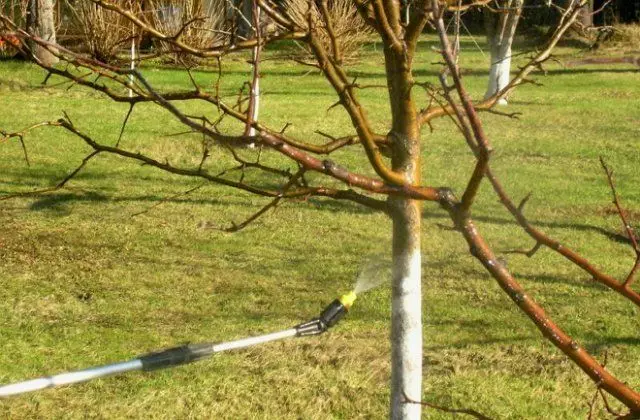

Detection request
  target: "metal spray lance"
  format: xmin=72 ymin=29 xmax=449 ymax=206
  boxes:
xmin=0 ymin=291 xmax=358 ymax=397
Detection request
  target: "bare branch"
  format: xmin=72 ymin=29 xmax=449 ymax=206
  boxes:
xmin=432 ymin=0 xmax=493 ymax=213
xmin=600 ymin=157 xmax=640 ymax=288
xmin=439 ymin=191 xmax=640 ymax=414
xmin=418 ymin=0 xmax=589 ymax=126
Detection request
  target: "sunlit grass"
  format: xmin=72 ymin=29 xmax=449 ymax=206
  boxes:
xmin=0 ymin=36 xmax=639 ymax=418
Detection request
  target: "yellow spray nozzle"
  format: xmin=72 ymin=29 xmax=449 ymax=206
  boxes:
xmin=338 ymin=291 xmax=357 ymax=309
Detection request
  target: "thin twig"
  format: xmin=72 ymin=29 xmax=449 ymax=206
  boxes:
xmin=600 ymin=157 xmax=640 ymax=288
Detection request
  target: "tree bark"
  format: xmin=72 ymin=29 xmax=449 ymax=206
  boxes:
xmin=26 ymin=0 xmax=58 ymax=66
xmin=483 ymin=0 xmax=522 ymax=104
xmin=384 ymin=19 xmax=423 ymax=416
xmin=579 ymin=0 xmax=593 ymax=27
xmin=389 ymin=197 xmax=422 ymax=420
xmin=244 ymin=2 xmax=260 ymax=142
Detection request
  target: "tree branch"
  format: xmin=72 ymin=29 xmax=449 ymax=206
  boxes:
xmin=439 ymin=191 xmax=640 ymax=414
xmin=600 ymin=157 xmax=640 ymax=288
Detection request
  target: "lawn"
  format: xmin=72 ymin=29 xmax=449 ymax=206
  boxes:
xmin=0 ymin=36 xmax=639 ymax=419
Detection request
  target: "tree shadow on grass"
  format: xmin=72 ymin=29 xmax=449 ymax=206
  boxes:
xmin=16 ymin=189 xmax=632 ymax=246
xmin=425 ymin=210 xmax=633 ymax=246
xmin=305 ymin=197 xmax=383 ymax=215
xmin=512 ymin=272 xmax=610 ymax=292
xmin=545 ymin=68 xmax=640 ymax=76
xmin=453 ymin=264 xmax=616 ymax=293
xmin=423 ymin=335 xmax=537 ymax=353
xmin=241 ymin=64 xmax=638 ymax=82
xmin=24 ymin=190 xmax=228 ymax=215
xmin=583 ymin=336 xmax=640 ymax=356
xmin=29 ymin=191 xmax=109 ymax=215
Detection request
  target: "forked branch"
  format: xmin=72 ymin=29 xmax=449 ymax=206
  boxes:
xmin=600 ymin=157 xmax=640 ymax=288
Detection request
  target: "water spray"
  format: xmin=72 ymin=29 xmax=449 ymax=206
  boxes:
xmin=0 ymin=291 xmax=358 ymax=398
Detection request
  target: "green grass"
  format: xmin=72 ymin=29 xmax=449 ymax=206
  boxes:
xmin=0 ymin=36 xmax=639 ymax=419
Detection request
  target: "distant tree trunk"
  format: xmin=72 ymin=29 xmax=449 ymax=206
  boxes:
xmin=26 ymin=0 xmax=58 ymax=66
xmin=483 ymin=0 xmax=523 ymax=104
xmin=244 ymin=1 xmax=260 ymax=144
xmin=579 ymin=0 xmax=593 ymax=27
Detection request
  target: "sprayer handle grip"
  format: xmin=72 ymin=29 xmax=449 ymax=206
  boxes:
xmin=139 ymin=343 xmax=214 ymax=371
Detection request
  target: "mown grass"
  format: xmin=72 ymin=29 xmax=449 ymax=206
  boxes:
xmin=0 ymin=36 xmax=639 ymax=419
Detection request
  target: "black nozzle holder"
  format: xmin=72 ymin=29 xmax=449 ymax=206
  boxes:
xmin=295 ymin=299 xmax=349 ymax=337
xmin=139 ymin=343 xmax=215 ymax=371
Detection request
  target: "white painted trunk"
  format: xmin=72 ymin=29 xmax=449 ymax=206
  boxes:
xmin=129 ymin=30 xmax=136 ymax=98
xmin=248 ymin=44 xmax=260 ymax=137
xmin=246 ymin=5 xmax=260 ymax=145
xmin=390 ymin=198 xmax=422 ymax=420
xmin=483 ymin=0 xmax=522 ymax=105
xmin=484 ymin=45 xmax=512 ymax=105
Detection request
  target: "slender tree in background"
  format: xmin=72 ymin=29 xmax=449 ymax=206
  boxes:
xmin=26 ymin=0 xmax=57 ymax=65
xmin=483 ymin=0 xmax=523 ymax=103
xmin=1 ymin=0 xmax=640 ymax=418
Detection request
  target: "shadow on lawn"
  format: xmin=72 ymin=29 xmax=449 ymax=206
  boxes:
xmin=14 ymin=189 xmax=632 ymax=247
xmin=423 ymin=335 xmax=537 ymax=353
xmin=29 ymin=191 xmax=109 ymax=215
xmin=584 ymin=336 xmax=640 ymax=356
xmin=425 ymin=210 xmax=633 ymax=246
xmin=26 ymin=190 xmax=229 ymax=213
xmin=20 ymin=189 xmax=381 ymax=216
xmin=454 ymin=264 xmax=611 ymax=292
xmin=225 ymin=65 xmax=638 ymax=82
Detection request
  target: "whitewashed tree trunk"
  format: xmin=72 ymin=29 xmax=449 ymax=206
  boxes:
xmin=483 ymin=0 xmax=523 ymax=104
xmin=390 ymin=198 xmax=422 ymax=420
xmin=247 ymin=5 xmax=260 ymax=137
xmin=385 ymin=43 xmax=423 ymax=415
xmin=129 ymin=26 xmax=136 ymax=98
xmin=244 ymin=2 xmax=260 ymax=146
xmin=26 ymin=0 xmax=58 ymax=66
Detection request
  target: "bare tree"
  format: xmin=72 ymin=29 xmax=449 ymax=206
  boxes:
xmin=1 ymin=0 xmax=639 ymax=418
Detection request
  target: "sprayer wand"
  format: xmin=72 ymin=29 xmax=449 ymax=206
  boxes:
xmin=0 ymin=291 xmax=357 ymax=398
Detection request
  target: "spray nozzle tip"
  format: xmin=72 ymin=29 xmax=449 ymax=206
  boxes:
xmin=338 ymin=291 xmax=357 ymax=309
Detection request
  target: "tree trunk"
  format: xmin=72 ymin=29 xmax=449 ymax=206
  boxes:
xmin=579 ymin=0 xmax=593 ymax=27
xmin=385 ymin=32 xmax=423 ymax=418
xmin=483 ymin=0 xmax=522 ymax=104
xmin=244 ymin=2 xmax=260 ymax=142
xmin=26 ymin=0 xmax=58 ymax=66
xmin=389 ymin=198 xmax=422 ymax=420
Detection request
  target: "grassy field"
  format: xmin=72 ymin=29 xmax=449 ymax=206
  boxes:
xmin=0 ymin=36 xmax=639 ymax=419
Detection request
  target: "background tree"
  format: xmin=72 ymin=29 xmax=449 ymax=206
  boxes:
xmin=1 ymin=0 xmax=640 ymax=418
xmin=483 ymin=0 xmax=523 ymax=104
xmin=26 ymin=0 xmax=57 ymax=65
